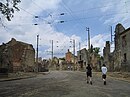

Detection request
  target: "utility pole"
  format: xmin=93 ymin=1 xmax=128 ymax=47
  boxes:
xmin=36 ymin=34 xmax=39 ymax=72
xmin=51 ymin=40 xmax=53 ymax=60
xmin=73 ymin=39 xmax=75 ymax=70
xmin=86 ymin=27 xmax=91 ymax=64
xmin=86 ymin=27 xmax=90 ymax=50
xmin=111 ymin=26 xmax=114 ymax=44
xmin=79 ymin=42 xmax=81 ymax=51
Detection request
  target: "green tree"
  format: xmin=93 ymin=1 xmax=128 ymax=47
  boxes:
xmin=0 ymin=0 xmax=21 ymax=21
xmin=59 ymin=57 xmax=65 ymax=60
xmin=93 ymin=47 xmax=100 ymax=54
xmin=90 ymin=44 xmax=93 ymax=53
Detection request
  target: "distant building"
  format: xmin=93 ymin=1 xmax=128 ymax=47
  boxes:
xmin=65 ymin=49 xmax=72 ymax=63
xmin=77 ymin=48 xmax=89 ymax=70
xmin=65 ymin=49 xmax=73 ymax=70
xmin=77 ymin=47 xmax=101 ymax=71
xmin=0 ymin=38 xmax=35 ymax=72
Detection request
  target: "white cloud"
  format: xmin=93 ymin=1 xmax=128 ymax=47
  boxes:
xmin=100 ymin=2 xmax=113 ymax=13
xmin=80 ymin=33 xmax=110 ymax=56
xmin=101 ymin=0 xmax=130 ymax=28
xmin=92 ymin=34 xmax=110 ymax=56
xmin=0 ymin=0 xmax=83 ymax=59
xmin=1 ymin=0 xmax=129 ymax=59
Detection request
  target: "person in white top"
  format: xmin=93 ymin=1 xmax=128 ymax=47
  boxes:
xmin=101 ymin=64 xmax=107 ymax=85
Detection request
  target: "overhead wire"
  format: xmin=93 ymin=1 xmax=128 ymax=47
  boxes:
xmin=60 ymin=0 xmax=130 ymax=23
xmin=30 ymin=0 xmax=64 ymax=55
xmin=20 ymin=7 xmax=51 ymax=24
xmin=6 ymin=0 xmax=129 ymax=20
xmin=31 ymin=0 xmax=52 ymax=17
xmin=2 ymin=0 xmax=129 ymax=31
xmin=8 ymin=0 xmax=51 ymax=26
xmin=61 ymin=0 xmax=130 ymax=23
xmin=63 ymin=11 xmax=129 ymax=23
xmin=4 ymin=0 xmax=129 ymax=26
xmin=0 ymin=18 xmax=6 ymax=28
xmin=0 ymin=1 xmax=51 ymax=34
xmin=61 ymin=0 xmax=85 ymax=32
xmin=31 ymin=0 xmax=61 ymax=32
xmin=60 ymin=0 xmax=130 ymax=50
xmin=32 ymin=0 xmax=60 ymax=24
xmin=2 ymin=0 xmax=130 ymax=21
xmin=0 ymin=18 xmax=10 ymax=33
xmin=57 ymin=0 xmax=130 ymax=36
xmin=60 ymin=0 xmax=130 ymax=15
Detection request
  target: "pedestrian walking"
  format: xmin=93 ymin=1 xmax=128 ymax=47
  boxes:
xmin=86 ymin=64 xmax=92 ymax=85
xmin=101 ymin=64 xmax=107 ymax=85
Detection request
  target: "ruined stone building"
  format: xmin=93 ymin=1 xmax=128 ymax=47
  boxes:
xmin=114 ymin=24 xmax=130 ymax=71
xmin=59 ymin=58 xmax=65 ymax=70
xmin=77 ymin=46 xmax=102 ymax=71
xmin=38 ymin=59 xmax=49 ymax=72
xmin=0 ymin=38 xmax=35 ymax=72
xmin=65 ymin=49 xmax=78 ymax=70
xmin=65 ymin=49 xmax=73 ymax=69
xmin=103 ymin=41 xmax=114 ymax=71
xmin=103 ymin=23 xmax=130 ymax=71
xmin=77 ymin=48 xmax=89 ymax=70
xmin=65 ymin=49 xmax=72 ymax=63
xmin=90 ymin=52 xmax=102 ymax=71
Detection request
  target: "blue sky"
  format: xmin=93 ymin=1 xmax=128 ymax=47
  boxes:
xmin=0 ymin=0 xmax=130 ymax=59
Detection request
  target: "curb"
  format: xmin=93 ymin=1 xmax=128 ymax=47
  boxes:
xmin=0 ymin=72 xmax=50 ymax=82
xmin=38 ymin=72 xmax=50 ymax=75
xmin=0 ymin=75 xmax=36 ymax=82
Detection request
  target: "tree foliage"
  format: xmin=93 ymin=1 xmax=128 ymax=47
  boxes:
xmin=0 ymin=0 xmax=21 ymax=21
xmin=59 ymin=57 xmax=65 ymax=60
xmin=89 ymin=44 xmax=100 ymax=54
xmin=93 ymin=47 xmax=100 ymax=54
xmin=90 ymin=44 xmax=93 ymax=53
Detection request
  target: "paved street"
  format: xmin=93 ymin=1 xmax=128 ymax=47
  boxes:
xmin=0 ymin=71 xmax=130 ymax=97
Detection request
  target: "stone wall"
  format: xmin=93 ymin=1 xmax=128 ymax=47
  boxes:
xmin=77 ymin=48 xmax=88 ymax=70
xmin=0 ymin=38 xmax=35 ymax=72
xmin=103 ymin=24 xmax=130 ymax=72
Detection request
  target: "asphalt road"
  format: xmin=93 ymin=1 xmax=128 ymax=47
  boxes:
xmin=0 ymin=71 xmax=130 ymax=97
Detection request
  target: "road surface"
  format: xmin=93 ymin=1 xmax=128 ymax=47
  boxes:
xmin=0 ymin=71 xmax=130 ymax=97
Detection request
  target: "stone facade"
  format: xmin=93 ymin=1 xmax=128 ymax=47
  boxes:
xmin=77 ymin=47 xmax=102 ymax=71
xmin=65 ymin=49 xmax=73 ymax=69
xmin=38 ymin=59 xmax=49 ymax=72
xmin=90 ymin=53 xmax=101 ymax=71
xmin=65 ymin=49 xmax=72 ymax=63
xmin=113 ymin=24 xmax=130 ymax=71
xmin=77 ymin=48 xmax=89 ymax=70
xmin=103 ymin=41 xmax=114 ymax=71
xmin=103 ymin=23 xmax=130 ymax=71
xmin=0 ymin=38 xmax=35 ymax=72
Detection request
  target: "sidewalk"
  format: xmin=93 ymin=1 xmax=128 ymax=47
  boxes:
xmin=94 ymin=72 xmax=130 ymax=83
xmin=107 ymin=72 xmax=130 ymax=82
xmin=0 ymin=72 xmax=37 ymax=82
xmin=0 ymin=71 xmax=50 ymax=82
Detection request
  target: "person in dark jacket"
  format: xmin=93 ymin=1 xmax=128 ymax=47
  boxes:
xmin=86 ymin=64 xmax=92 ymax=85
